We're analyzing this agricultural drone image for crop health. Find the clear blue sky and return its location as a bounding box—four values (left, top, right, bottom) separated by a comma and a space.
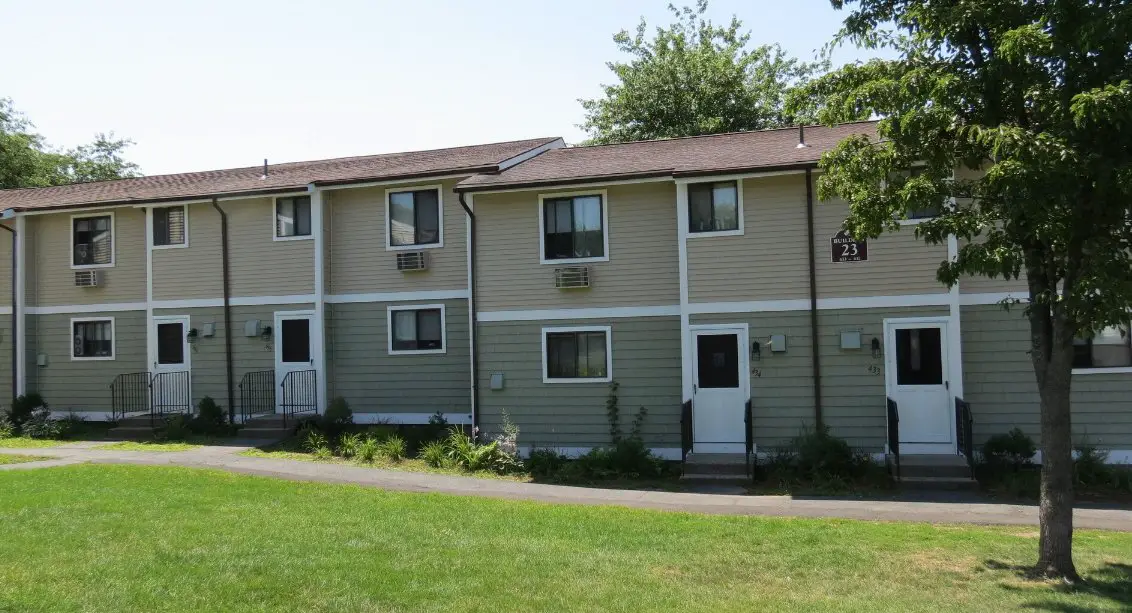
2, 0, 885, 175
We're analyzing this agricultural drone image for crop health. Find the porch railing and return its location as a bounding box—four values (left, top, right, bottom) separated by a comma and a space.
744, 398, 754, 477
280, 370, 318, 428
680, 400, 693, 462
886, 397, 901, 481
955, 397, 974, 477
110, 372, 150, 421
150, 371, 192, 425
239, 370, 276, 423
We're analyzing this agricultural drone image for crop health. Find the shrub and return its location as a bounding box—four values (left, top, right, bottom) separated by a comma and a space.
57, 412, 88, 438
355, 437, 379, 463
493, 410, 520, 458
566, 440, 666, 481
337, 432, 362, 459
443, 427, 521, 474
420, 441, 450, 468
526, 448, 568, 477
22, 406, 63, 439
9, 393, 48, 430
320, 397, 353, 437
377, 435, 407, 462
302, 428, 330, 456
192, 397, 227, 435
983, 428, 1036, 469
790, 425, 859, 478
0, 417, 13, 439
425, 411, 449, 441
160, 414, 192, 442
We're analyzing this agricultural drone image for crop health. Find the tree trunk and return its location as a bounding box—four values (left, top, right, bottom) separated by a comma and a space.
1029, 312, 1081, 582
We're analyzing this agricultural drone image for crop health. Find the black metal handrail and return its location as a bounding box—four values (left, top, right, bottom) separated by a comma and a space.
886, 397, 901, 481
280, 370, 318, 428
110, 372, 150, 421
150, 371, 192, 426
680, 400, 693, 462
744, 398, 754, 477
955, 397, 974, 477
239, 370, 276, 424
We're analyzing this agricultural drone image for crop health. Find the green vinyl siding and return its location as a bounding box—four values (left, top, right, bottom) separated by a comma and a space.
0, 317, 11, 411
962, 304, 1132, 448
327, 299, 470, 417
478, 317, 681, 449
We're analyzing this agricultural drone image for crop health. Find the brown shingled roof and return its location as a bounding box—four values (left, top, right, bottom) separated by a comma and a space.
457, 122, 878, 191
0, 137, 560, 212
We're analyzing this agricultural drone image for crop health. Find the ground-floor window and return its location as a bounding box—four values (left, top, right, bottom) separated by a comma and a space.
71, 317, 114, 360
388, 304, 445, 354
542, 326, 612, 383
1074, 324, 1132, 369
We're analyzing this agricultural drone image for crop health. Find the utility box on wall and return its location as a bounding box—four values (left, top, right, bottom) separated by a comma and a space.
244, 320, 261, 337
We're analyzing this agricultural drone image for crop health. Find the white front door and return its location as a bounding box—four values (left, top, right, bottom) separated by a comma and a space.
274, 311, 317, 414
150, 315, 191, 414
885, 320, 953, 451
691, 327, 749, 453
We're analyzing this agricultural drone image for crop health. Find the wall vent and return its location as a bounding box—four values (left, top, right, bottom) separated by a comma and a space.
396, 251, 428, 271
554, 266, 591, 289
74, 270, 100, 288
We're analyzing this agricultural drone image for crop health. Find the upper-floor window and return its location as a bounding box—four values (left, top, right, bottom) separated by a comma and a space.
387, 188, 441, 249
1073, 325, 1132, 371
688, 181, 740, 234
904, 167, 944, 220
388, 305, 445, 354
71, 317, 114, 360
152, 205, 187, 247
543, 326, 612, 383
72, 214, 113, 268
275, 196, 312, 239
541, 193, 606, 263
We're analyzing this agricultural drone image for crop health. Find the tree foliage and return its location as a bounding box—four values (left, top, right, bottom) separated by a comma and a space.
579, 1, 826, 144
801, 0, 1132, 581
0, 98, 140, 189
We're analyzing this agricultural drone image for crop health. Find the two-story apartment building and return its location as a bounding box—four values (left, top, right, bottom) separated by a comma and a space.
1, 123, 1129, 462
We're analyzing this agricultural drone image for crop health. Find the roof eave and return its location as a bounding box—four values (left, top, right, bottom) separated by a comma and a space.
456, 170, 677, 193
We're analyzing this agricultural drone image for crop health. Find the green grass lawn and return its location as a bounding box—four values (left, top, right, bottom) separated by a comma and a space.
0, 453, 52, 465
94, 441, 203, 452
0, 437, 69, 449
0, 465, 1129, 612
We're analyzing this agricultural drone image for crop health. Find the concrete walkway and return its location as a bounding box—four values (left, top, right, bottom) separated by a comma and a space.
3, 442, 1130, 531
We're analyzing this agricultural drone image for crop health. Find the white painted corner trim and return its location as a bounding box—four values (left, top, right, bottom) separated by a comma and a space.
478, 304, 680, 322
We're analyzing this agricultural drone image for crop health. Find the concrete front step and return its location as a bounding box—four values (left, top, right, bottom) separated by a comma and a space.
898, 454, 973, 479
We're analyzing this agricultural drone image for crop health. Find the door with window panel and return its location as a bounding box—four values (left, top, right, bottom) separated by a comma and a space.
150, 315, 191, 416
885, 321, 952, 446
274, 312, 317, 414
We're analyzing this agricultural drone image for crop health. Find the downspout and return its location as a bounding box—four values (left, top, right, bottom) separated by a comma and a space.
211, 198, 236, 424
457, 192, 480, 431
804, 167, 824, 429
0, 222, 15, 404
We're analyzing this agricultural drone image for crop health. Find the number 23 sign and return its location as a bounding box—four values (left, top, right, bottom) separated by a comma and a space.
830, 230, 868, 263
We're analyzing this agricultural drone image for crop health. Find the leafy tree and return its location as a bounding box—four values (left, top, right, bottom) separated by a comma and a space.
802, 0, 1132, 581
0, 98, 140, 189
579, 1, 826, 144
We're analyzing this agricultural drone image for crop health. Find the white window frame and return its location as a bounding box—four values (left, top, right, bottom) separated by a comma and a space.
1071, 323, 1132, 375
896, 166, 955, 226
541, 325, 613, 384
273, 196, 314, 242
537, 189, 610, 265
150, 204, 189, 249
385, 185, 444, 251
387, 303, 447, 355
686, 178, 744, 238
70, 316, 116, 361
70, 211, 116, 269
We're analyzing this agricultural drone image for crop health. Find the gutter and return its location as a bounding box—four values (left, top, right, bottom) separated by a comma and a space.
457, 192, 480, 432
211, 198, 236, 424
804, 167, 824, 429
0, 222, 15, 404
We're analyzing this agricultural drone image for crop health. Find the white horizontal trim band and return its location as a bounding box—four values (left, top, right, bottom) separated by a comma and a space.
327, 289, 469, 304
478, 304, 681, 322
959, 292, 1029, 306
0, 307, 11, 315
688, 294, 951, 315
152, 295, 317, 310
28, 302, 147, 315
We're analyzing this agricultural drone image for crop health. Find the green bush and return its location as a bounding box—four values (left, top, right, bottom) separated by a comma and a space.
983, 428, 1036, 469
22, 407, 63, 439
419, 441, 450, 468
355, 437, 379, 463
191, 397, 227, 435
526, 448, 568, 477
790, 425, 862, 479
8, 393, 48, 431
57, 413, 87, 438
320, 397, 353, 436
160, 414, 192, 442
377, 435, 407, 462
443, 427, 521, 474
337, 432, 362, 459
301, 428, 330, 455
0, 417, 13, 439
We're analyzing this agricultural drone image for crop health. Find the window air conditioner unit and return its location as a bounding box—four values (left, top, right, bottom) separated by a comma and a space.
74, 270, 100, 288
396, 251, 428, 271
554, 266, 591, 289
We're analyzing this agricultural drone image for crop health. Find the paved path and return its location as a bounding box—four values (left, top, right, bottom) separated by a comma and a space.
3, 442, 1130, 531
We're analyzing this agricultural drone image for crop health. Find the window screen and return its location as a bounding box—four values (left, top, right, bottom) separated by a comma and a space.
894, 328, 943, 385
543, 195, 604, 260
276, 196, 312, 237
696, 334, 739, 388
153, 206, 186, 246
688, 182, 739, 233
389, 189, 441, 246
280, 319, 311, 363
546, 331, 608, 379
72, 320, 113, 358
156, 322, 185, 365
72, 215, 113, 266
391, 309, 443, 351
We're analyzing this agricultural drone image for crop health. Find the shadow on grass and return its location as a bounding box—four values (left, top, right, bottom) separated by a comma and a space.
984, 560, 1132, 611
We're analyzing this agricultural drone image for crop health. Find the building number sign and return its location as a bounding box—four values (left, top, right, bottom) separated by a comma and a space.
831, 230, 868, 263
